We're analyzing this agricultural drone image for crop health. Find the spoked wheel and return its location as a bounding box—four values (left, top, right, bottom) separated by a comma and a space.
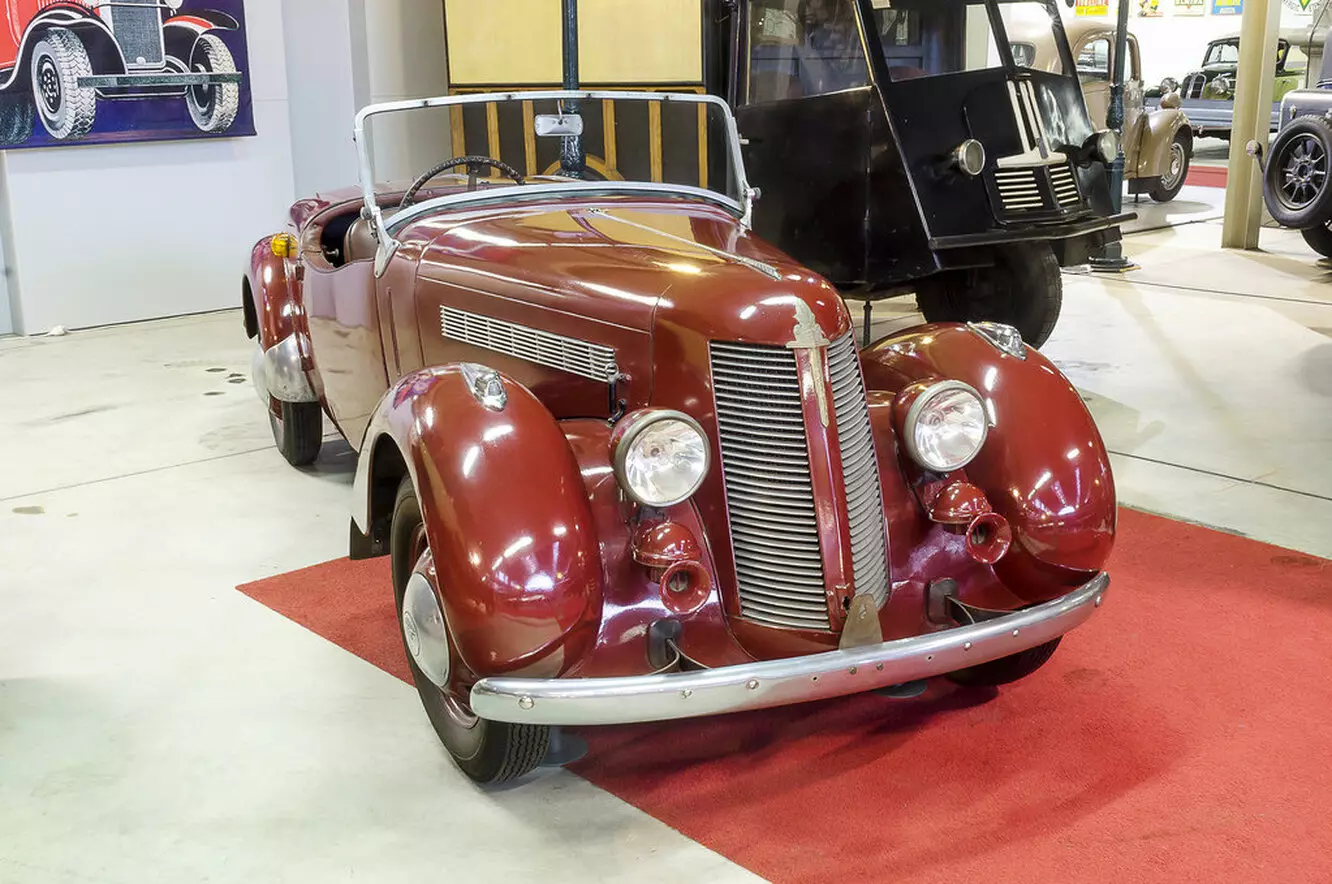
947, 637, 1062, 688
1264, 116, 1332, 228
268, 400, 321, 467
1300, 220, 1332, 258
1149, 132, 1190, 203
390, 478, 550, 784
915, 242, 1063, 348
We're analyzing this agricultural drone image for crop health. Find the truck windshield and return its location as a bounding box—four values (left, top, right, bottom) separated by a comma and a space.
868, 0, 1070, 81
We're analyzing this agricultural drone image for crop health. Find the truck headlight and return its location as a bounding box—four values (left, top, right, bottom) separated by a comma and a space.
903, 381, 989, 473
952, 139, 986, 177
611, 409, 709, 506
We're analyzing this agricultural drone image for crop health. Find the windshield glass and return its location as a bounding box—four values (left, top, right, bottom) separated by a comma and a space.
868, 0, 1069, 80
1204, 41, 1239, 67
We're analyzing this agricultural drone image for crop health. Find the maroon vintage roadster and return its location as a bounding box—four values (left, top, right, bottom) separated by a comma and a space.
244, 91, 1115, 784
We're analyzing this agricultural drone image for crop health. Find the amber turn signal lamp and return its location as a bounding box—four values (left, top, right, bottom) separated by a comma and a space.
271, 234, 298, 258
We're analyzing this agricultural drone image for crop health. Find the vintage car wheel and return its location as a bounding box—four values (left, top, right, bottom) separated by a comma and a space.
1300, 221, 1332, 258
268, 400, 321, 467
186, 35, 240, 134
946, 637, 1062, 688
915, 242, 1062, 348
1149, 133, 1191, 203
390, 478, 551, 784
1264, 116, 1332, 228
30, 28, 96, 140
0, 94, 34, 145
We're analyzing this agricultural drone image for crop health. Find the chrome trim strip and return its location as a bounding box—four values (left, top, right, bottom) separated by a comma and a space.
470, 574, 1109, 726
440, 306, 617, 382
258, 333, 317, 403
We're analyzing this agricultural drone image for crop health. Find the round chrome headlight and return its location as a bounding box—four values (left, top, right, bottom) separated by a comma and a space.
1092, 129, 1120, 164
952, 139, 986, 177
1159, 77, 1179, 94
904, 381, 989, 473
610, 409, 710, 507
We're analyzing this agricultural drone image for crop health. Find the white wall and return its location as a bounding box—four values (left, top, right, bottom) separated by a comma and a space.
3, 9, 296, 335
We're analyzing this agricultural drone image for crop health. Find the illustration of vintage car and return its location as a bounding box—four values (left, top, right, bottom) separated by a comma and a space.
0, 0, 243, 144
1259, 28, 1332, 257
1146, 31, 1309, 138
243, 88, 1115, 784
1009, 19, 1192, 202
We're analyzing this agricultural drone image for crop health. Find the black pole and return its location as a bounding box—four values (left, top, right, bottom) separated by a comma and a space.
1105, 0, 1131, 214
560, 0, 585, 178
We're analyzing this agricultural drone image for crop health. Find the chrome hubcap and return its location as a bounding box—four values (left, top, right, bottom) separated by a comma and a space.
403, 572, 451, 688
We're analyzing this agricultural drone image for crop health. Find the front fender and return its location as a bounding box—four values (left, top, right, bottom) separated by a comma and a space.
861, 324, 1116, 597
245, 236, 301, 350
353, 366, 603, 679
1135, 108, 1190, 178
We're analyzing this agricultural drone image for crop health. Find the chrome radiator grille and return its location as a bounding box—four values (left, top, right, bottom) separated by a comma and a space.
105, 0, 165, 68
993, 167, 1044, 212
710, 341, 830, 630
827, 334, 889, 607
440, 306, 617, 382
1184, 74, 1206, 99
1050, 164, 1081, 208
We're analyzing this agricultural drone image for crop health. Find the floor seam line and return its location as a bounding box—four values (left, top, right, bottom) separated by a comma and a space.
1108, 449, 1332, 503
1, 446, 277, 502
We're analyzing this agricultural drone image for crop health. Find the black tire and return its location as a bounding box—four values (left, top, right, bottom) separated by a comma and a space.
1149, 131, 1191, 202
915, 242, 1063, 348
390, 478, 549, 784
946, 637, 1062, 688
0, 93, 34, 145
1264, 115, 1332, 228
1301, 221, 1332, 258
268, 400, 322, 467
185, 34, 240, 134
31, 28, 96, 140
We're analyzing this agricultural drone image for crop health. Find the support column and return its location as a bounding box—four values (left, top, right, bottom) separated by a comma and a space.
1221, 0, 1282, 250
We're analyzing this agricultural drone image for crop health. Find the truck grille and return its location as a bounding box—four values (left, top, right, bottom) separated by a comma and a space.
710, 334, 890, 629
993, 162, 1081, 214
1049, 164, 1080, 207
1184, 74, 1206, 99
993, 168, 1044, 212
828, 334, 889, 608
105, 0, 165, 68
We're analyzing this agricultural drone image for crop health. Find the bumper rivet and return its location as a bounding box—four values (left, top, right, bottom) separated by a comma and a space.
849, 666, 858, 675
963, 642, 973, 651
518, 696, 534, 710
1012, 629, 1020, 637
746, 679, 759, 690
1095, 595, 1103, 607
876, 662, 884, 671
680, 689, 692, 699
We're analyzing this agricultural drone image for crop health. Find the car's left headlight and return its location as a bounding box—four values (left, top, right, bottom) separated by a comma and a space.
903, 381, 989, 473
611, 409, 710, 506
1089, 129, 1120, 164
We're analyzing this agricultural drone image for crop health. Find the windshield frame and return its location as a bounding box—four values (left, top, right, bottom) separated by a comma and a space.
352, 90, 756, 275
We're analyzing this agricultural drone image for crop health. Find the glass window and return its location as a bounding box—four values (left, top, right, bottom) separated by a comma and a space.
746, 0, 869, 104
1204, 41, 1240, 67
1076, 38, 1110, 82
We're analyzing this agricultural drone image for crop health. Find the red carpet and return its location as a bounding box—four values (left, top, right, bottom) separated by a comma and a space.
1185, 165, 1228, 189
239, 509, 1332, 883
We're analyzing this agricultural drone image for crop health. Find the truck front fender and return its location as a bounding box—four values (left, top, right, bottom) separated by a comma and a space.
860, 324, 1116, 596
353, 366, 603, 679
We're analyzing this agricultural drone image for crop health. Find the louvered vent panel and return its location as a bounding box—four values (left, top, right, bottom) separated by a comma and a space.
440, 306, 617, 382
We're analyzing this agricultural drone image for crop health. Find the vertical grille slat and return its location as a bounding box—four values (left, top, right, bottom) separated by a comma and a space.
827, 335, 890, 608
711, 341, 830, 630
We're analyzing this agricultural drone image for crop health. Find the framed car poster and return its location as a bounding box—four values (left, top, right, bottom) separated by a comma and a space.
0, 0, 254, 149
1212, 0, 1244, 13
1075, 0, 1110, 16
1175, 0, 1206, 15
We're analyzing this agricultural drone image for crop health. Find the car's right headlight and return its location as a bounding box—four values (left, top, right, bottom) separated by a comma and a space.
610, 409, 710, 507
1159, 76, 1179, 94
903, 381, 989, 473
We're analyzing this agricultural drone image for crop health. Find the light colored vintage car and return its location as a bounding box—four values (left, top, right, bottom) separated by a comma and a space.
1010, 19, 1192, 203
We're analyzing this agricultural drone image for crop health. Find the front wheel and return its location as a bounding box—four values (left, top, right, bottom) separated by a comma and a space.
390, 478, 550, 784
31, 28, 96, 140
1149, 132, 1191, 202
915, 242, 1063, 348
1264, 115, 1332, 228
185, 34, 240, 134
946, 638, 1062, 688
1300, 221, 1332, 258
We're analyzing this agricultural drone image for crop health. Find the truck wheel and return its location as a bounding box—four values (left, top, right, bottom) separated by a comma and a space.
915, 242, 1063, 348
31, 28, 96, 140
268, 400, 321, 467
1264, 116, 1332, 228
390, 477, 550, 785
1300, 221, 1332, 258
1149, 132, 1190, 202
186, 34, 240, 134
0, 94, 34, 145
946, 637, 1061, 688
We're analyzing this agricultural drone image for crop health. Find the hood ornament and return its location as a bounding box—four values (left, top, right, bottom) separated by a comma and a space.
786, 301, 831, 427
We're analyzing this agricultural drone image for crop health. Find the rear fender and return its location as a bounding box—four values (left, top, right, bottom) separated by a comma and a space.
860, 324, 1115, 598
352, 366, 603, 679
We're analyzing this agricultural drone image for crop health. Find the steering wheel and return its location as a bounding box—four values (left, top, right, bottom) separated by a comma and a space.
399, 156, 526, 208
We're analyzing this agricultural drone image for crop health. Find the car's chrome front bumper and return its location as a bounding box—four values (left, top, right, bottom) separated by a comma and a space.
469, 573, 1109, 726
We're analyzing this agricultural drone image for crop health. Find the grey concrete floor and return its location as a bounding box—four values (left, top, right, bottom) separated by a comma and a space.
2, 213, 1330, 882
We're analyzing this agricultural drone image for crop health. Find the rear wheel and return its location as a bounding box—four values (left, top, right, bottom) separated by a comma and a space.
915, 242, 1063, 348
1301, 221, 1332, 258
947, 638, 1062, 688
31, 28, 96, 140
268, 400, 321, 467
390, 478, 549, 784
1149, 132, 1190, 202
